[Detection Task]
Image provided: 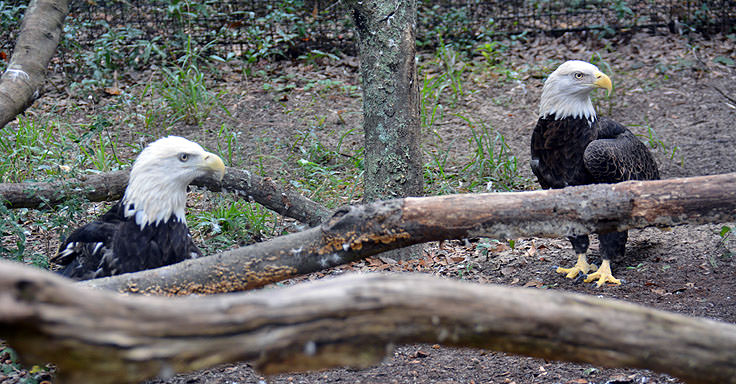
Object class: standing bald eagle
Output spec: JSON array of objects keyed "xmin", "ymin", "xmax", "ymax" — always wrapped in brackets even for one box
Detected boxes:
[
  {"xmin": 52, "ymin": 136, "xmax": 226, "ymax": 280},
  {"xmin": 531, "ymin": 60, "xmax": 659, "ymax": 287}
]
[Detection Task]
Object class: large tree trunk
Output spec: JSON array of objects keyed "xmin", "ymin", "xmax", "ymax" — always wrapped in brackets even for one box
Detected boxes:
[
  {"xmin": 2, "ymin": 260, "xmax": 736, "ymax": 384},
  {"xmin": 0, "ymin": 167, "xmax": 330, "ymax": 226},
  {"xmin": 353, "ymin": 0, "xmax": 423, "ymax": 202},
  {"xmin": 81, "ymin": 173, "xmax": 736, "ymax": 295},
  {"xmin": 0, "ymin": 0, "xmax": 68, "ymax": 129}
]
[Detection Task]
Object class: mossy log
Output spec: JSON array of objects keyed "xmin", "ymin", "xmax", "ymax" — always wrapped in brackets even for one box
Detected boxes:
[{"xmin": 82, "ymin": 173, "xmax": 736, "ymax": 295}]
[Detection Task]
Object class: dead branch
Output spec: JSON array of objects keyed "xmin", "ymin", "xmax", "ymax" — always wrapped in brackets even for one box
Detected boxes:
[
  {"xmin": 2, "ymin": 260, "xmax": 735, "ymax": 384},
  {"xmin": 0, "ymin": 0, "xmax": 69, "ymax": 129},
  {"xmin": 0, "ymin": 167, "xmax": 329, "ymax": 226},
  {"xmin": 82, "ymin": 173, "xmax": 736, "ymax": 295}
]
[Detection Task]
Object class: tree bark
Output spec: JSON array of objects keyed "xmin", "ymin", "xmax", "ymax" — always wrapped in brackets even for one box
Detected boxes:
[
  {"xmin": 2, "ymin": 260, "xmax": 736, "ymax": 384},
  {"xmin": 81, "ymin": 173, "xmax": 736, "ymax": 295},
  {"xmin": 0, "ymin": 0, "xmax": 69, "ymax": 129},
  {"xmin": 353, "ymin": 0, "xmax": 423, "ymax": 202},
  {"xmin": 0, "ymin": 167, "xmax": 330, "ymax": 226}
]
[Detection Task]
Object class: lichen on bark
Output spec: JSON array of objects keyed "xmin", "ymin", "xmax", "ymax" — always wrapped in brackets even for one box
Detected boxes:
[{"xmin": 352, "ymin": 0, "xmax": 423, "ymax": 203}]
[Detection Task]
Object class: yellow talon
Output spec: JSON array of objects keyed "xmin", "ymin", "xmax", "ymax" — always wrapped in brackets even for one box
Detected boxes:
[
  {"xmin": 556, "ymin": 253, "xmax": 597, "ymax": 279},
  {"xmin": 584, "ymin": 259, "xmax": 621, "ymax": 287}
]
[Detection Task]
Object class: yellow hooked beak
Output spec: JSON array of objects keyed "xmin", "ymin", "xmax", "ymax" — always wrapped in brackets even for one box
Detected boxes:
[
  {"xmin": 201, "ymin": 152, "xmax": 226, "ymax": 181},
  {"xmin": 593, "ymin": 71, "xmax": 612, "ymax": 96}
]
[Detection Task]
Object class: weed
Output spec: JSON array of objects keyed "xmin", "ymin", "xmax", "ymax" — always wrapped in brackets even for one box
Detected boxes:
[
  {"xmin": 215, "ymin": 124, "xmax": 242, "ymax": 167},
  {"xmin": 156, "ymin": 37, "xmax": 231, "ymax": 126},
  {"xmin": 0, "ymin": 204, "xmax": 26, "ymax": 261},
  {"xmin": 288, "ymin": 128, "xmax": 364, "ymax": 206},
  {"xmin": 461, "ymin": 116, "xmax": 529, "ymax": 192},
  {"xmin": 419, "ymin": 70, "xmax": 449, "ymax": 131},
  {"xmin": 190, "ymin": 197, "xmax": 278, "ymax": 253},
  {"xmin": 633, "ymin": 121, "xmax": 682, "ymax": 164},
  {"xmin": 423, "ymin": 130, "xmax": 459, "ymax": 195},
  {"xmin": 436, "ymin": 37, "xmax": 466, "ymax": 105},
  {"xmin": 0, "ymin": 342, "xmax": 54, "ymax": 384},
  {"xmin": 456, "ymin": 262, "xmax": 475, "ymax": 279},
  {"xmin": 717, "ymin": 225, "xmax": 734, "ymax": 259}
]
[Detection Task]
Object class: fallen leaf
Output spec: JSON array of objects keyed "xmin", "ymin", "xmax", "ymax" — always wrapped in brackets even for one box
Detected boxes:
[
  {"xmin": 379, "ymin": 256, "xmax": 397, "ymax": 264},
  {"xmin": 104, "ymin": 86, "xmax": 121, "ymax": 95}
]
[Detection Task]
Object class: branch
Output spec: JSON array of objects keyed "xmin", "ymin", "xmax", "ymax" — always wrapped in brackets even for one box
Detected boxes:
[
  {"xmin": 82, "ymin": 173, "xmax": 736, "ymax": 294},
  {"xmin": 0, "ymin": 0, "xmax": 69, "ymax": 129},
  {"xmin": 2, "ymin": 260, "xmax": 736, "ymax": 384},
  {"xmin": 0, "ymin": 167, "xmax": 330, "ymax": 226}
]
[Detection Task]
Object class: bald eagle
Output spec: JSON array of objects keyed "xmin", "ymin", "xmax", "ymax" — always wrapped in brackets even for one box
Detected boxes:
[
  {"xmin": 531, "ymin": 60, "xmax": 659, "ymax": 287},
  {"xmin": 52, "ymin": 136, "xmax": 226, "ymax": 280}
]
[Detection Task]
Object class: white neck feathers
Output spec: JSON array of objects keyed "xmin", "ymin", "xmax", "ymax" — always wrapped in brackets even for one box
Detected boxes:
[{"xmin": 123, "ymin": 167, "xmax": 188, "ymax": 228}]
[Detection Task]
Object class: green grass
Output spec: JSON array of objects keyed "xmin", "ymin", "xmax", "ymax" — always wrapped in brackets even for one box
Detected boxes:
[
  {"xmin": 189, "ymin": 196, "xmax": 281, "ymax": 254},
  {"xmin": 632, "ymin": 121, "xmax": 683, "ymax": 164},
  {"xmin": 287, "ymin": 127, "xmax": 364, "ymax": 207}
]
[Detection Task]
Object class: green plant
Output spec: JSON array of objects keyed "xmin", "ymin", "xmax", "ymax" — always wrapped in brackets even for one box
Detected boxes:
[
  {"xmin": 158, "ymin": 37, "xmax": 230, "ymax": 125},
  {"xmin": 436, "ymin": 38, "xmax": 466, "ymax": 105},
  {"xmin": 717, "ymin": 225, "xmax": 734, "ymax": 258},
  {"xmin": 419, "ymin": 70, "xmax": 449, "ymax": 131},
  {"xmin": 288, "ymin": 128, "xmax": 363, "ymax": 206},
  {"xmin": 215, "ymin": 124, "xmax": 242, "ymax": 167},
  {"xmin": 0, "ymin": 1, "xmax": 26, "ymax": 72},
  {"xmin": 423, "ymin": 130, "xmax": 458, "ymax": 195},
  {"xmin": 62, "ymin": 20, "xmax": 165, "ymax": 94},
  {"xmin": 78, "ymin": 117, "xmax": 124, "ymax": 172},
  {"xmin": 190, "ymin": 197, "xmax": 278, "ymax": 253},
  {"xmin": 1, "ymin": 342, "xmax": 53, "ymax": 384},
  {"xmin": 476, "ymin": 41, "xmax": 509, "ymax": 68},
  {"xmin": 461, "ymin": 116, "xmax": 529, "ymax": 192},
  {"xmin": 0, "ymin": 204, "xmax": 26, "ymax": 261},
  {"xmin": 633, "ymin": 121, "xmax": 681, "ymax": 163}
]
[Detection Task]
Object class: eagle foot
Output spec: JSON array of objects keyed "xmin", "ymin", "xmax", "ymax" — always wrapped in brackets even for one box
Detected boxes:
[
  {"xmin": 584, "ymin": 259, "xmax": 621, "ymax": 287},
  {"xmin": 556, "ymin": 253, "xmax": 597, "ymax": 279}
]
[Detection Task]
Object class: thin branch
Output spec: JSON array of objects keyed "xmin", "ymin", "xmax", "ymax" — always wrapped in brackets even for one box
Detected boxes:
[{"xmin": 0, "ymin": 167, "xmax": 330, "ymax": 226}]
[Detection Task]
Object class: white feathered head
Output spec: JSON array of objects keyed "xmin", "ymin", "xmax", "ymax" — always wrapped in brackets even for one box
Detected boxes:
[
  {"xmin": 539, "ymin": 60, "xmax": 613, "ymax": 121},
  {"xmin": 123, "ymin": 136, "xmax": 225, "ymax": 227}
]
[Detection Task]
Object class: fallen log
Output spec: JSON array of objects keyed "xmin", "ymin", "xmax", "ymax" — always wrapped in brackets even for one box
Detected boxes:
[
  {"xmin": 82, "ymin": 173, "xmax": 736, "ymax": 295},
  {"xmin": 2, "ymin": 260, "xmax": 735, "ymax": 384},
  {"xmin": 0, "ymin": 167, "xmax": 329, "ymax": 226}
]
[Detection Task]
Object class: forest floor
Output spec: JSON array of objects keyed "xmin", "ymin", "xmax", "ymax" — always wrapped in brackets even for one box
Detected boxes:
[
  {"xmin": 144, "ymin": 31, "xmax": 736, "ymax": 384},
  {"xmin": 4, "ymin": 30, "xmax": 736, "ymax": 384}
]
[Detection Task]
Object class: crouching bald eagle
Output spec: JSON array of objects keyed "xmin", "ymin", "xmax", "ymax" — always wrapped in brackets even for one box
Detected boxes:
[
  {"xmin": 52, "ymin": 136, "xmax": 226, "ymax": 280},
  {"xmin": 531, "ymin": 60, "xmax": 659, "ymax": 287}
]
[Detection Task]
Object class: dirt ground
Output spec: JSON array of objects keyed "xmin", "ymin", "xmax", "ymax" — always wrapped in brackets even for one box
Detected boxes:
[
  {"xmin": 140, "ymin": 32, "xmax": 736, "ymax": 384},
  {"xmin": 7, "ymin": 30, "xmax": 735, "ymax": 384}
]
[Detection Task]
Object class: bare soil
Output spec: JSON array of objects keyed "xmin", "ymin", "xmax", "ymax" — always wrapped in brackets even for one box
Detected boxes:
[{"xmin": 9, "ymin": 31, "xmax": 736, "ymax": 384}]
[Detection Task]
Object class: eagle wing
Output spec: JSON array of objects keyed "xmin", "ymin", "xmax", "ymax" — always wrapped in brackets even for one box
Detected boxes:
[
  {"xmin": 584, "ymin": 117, "xmax": 660, "ymax": 183},
  {"xmin": 52, "ymin": 202, "xmax": 125, "ymax": 280},
  {"xmin": 53, "ymin": 201, "xmax": 202, "ymax": 280}
]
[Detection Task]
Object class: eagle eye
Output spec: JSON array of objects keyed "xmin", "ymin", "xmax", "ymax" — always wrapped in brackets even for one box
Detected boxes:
[
  {"xmin": 573, "ymin": 72, "xmax": 584, "ymax": 80},
  {"xmin": 178, "ymin": 153, "xmax": 189, "ymax": 162}
]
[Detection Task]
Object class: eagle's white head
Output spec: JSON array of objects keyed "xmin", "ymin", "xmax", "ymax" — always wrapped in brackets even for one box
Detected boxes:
[
  {"xmin": 123, "ymin": 136, "xmax": 226, "ymax": 228},
  {"xmin": 539, "ymin": 60, "xmax": 613, "ymax": 122}
]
